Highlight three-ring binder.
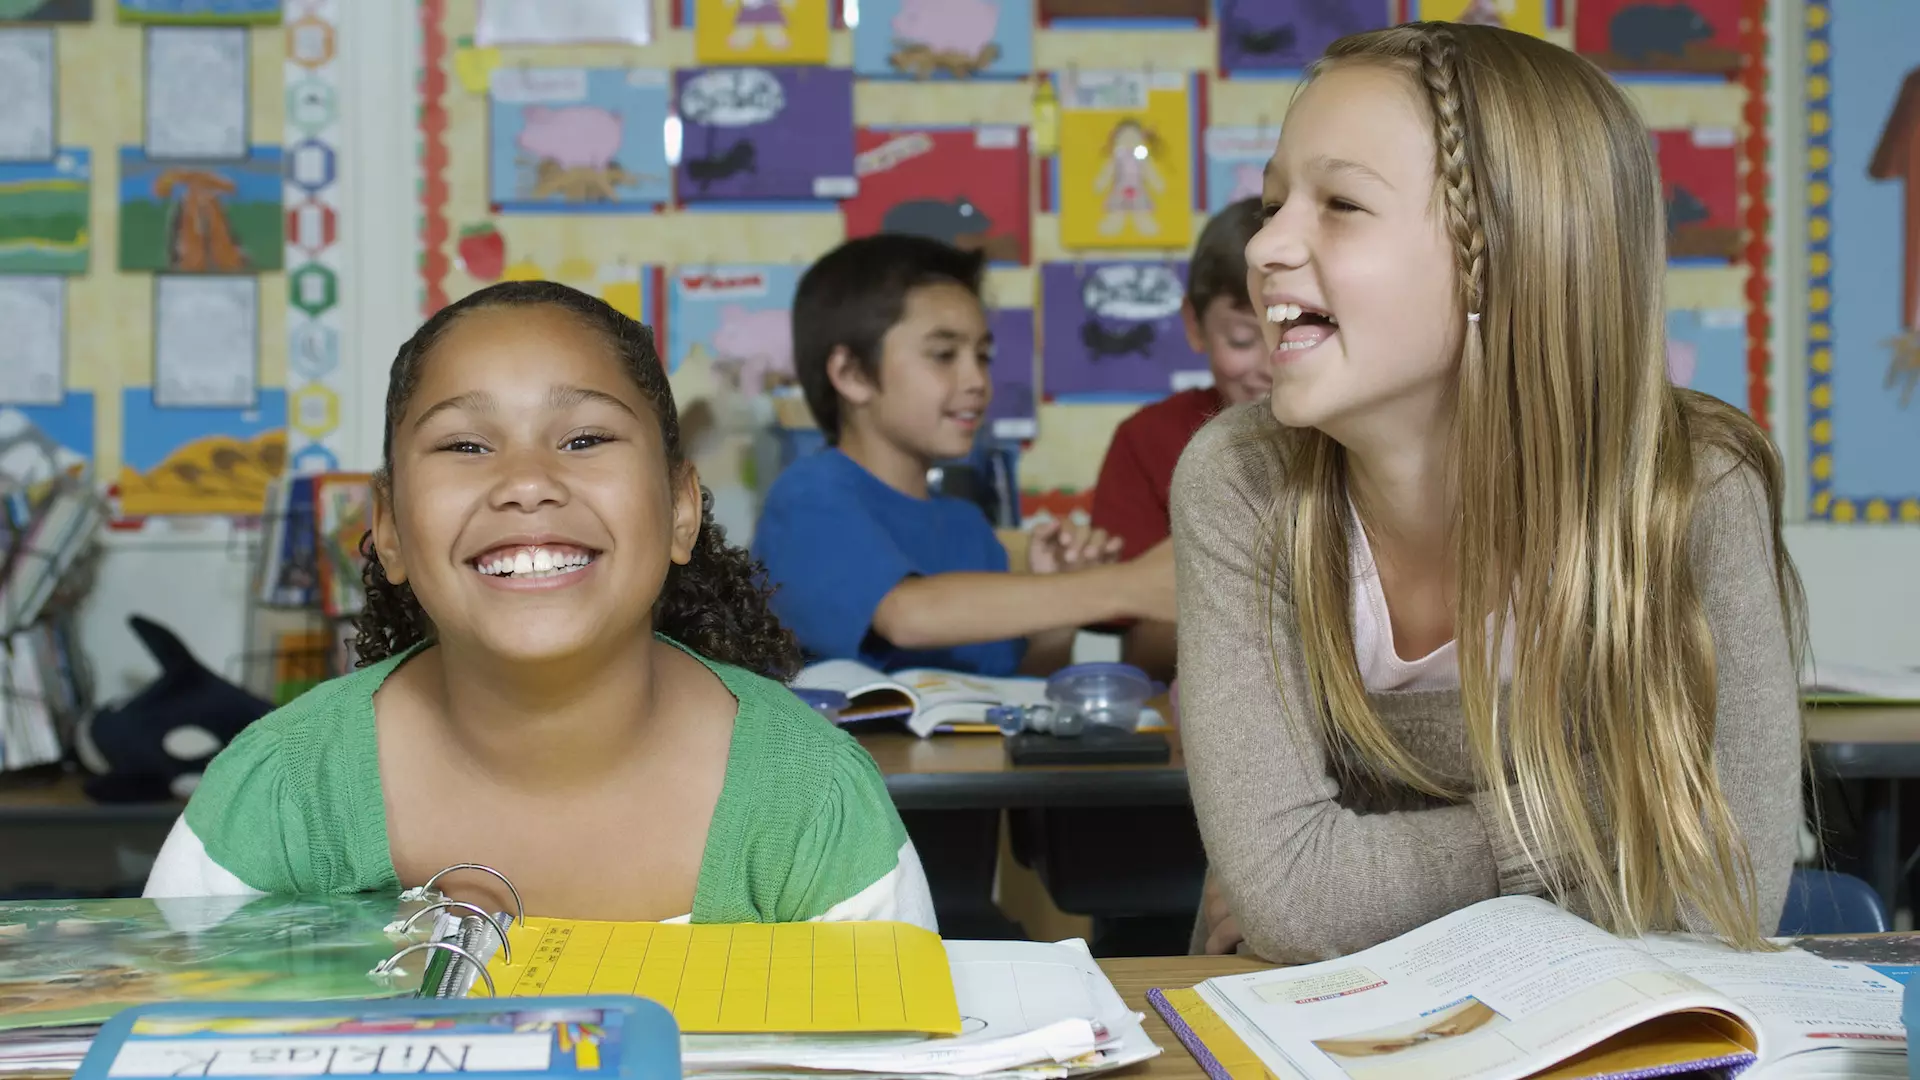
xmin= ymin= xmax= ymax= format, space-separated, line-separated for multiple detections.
xmin=370 ymin=862 xmax=525 ymax=999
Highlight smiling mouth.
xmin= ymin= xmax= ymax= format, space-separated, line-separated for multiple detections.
xmin=1266 ymin=303 xmax=1339 ymax=353
xmin=471 ymin=544 xmax=599 ymax=579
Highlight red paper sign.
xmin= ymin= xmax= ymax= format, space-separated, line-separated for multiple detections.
xmin=842 ymin=126 xmax=1032 ymax=265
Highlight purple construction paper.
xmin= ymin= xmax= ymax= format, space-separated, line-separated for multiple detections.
xmin=987 ymin=307 xmax=1037 ymax=439
xmin=675 ymin=66 xmax=855 ymax=202
xmin=1217 ymin=0 xmax=1392 ymax=75
xmin=1040 ymin=261 xmax=1204 ymax=401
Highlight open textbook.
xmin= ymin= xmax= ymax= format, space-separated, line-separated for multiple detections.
xmin=1177 ymin=895 xmax=1905 ymax=1080
xmin=792 ymin=660 xmax=1169 ymax=739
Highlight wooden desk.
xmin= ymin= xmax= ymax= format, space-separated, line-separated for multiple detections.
xmin=858 ymin=731 xmax=1189 ymax=811
xmin=1102 ymin=955 xmax=1269 ymax=1079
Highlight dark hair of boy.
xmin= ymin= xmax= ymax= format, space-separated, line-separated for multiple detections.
xmin=792 ymin=234 xmax=988 ymax=444
xmin=353 ymin=280 xmax=801 ymax=680
xmin=1185 ymin=196 xmax=1261 ymax=316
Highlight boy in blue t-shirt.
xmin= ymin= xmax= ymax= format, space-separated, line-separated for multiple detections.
xmin=754 ymin=235 xmax=1175 ymax=676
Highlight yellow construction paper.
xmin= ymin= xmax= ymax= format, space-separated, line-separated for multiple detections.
xmin=1057 ymin=72 xmax=1194 ymax=251
xmin=453 ymin=39 xmax=500 ymax=95
xmin=693 ymin=0 xmax=831 ymax=66
xmin=479 ymin=920 xmax=964 ymax=1036
xmin=1413 ymin=0 xmax=1550 ymax=39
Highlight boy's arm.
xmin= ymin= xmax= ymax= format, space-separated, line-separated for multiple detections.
xmin=871 ymin=542 xmax=1173 ymax=652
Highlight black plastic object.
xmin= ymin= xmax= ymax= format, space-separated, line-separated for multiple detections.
xmin=1006 ymin=727 xmax=1172 ymax=766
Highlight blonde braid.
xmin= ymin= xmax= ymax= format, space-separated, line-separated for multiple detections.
xmin=1416 ymin=27 xmax=1487 ymax=315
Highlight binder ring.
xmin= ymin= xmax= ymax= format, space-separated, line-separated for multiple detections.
xmin=420 ymin=863 xmax=526 ymax=926
xmin=399 ymin=901 xmax=513 ymax=964
xmin=375 ymin=941 xmax=497 ymax=997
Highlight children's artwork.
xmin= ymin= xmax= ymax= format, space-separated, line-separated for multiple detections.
xmin=1040 ymin=261 xmax=1205 ymax=401
xmin=1573 ymin=0 xmax=1744 ymax=77
xmin=1055 ymin=72 xmax=1197 ymax=251
xmin=844 ymin=127 xmax=1030 ymax=264
xmin=692 ymin=0 xmax=831 ymax=66
xmin=1805 ymin=1 xmax=1920 ymax=521
xmin=597 ymin=263 xmax=665 ymax=327
xmin=1202 ymin=126 xmax=1278 ymax=212
xmin=1407 ymin=0 xmax=1548 ymax=38
xmin=1665 ymin=308 xmax=1748 ymax=416
xmin=0 ymin=275 xmax=63 ymax=406
xmin=119 ymin=148 xmax=282 ymax=272
xmin=143 ymin=27 xmax=248 ymax=160
xmin=675 ymin=67 xmax=854 ymax=204
xmin=117 ymin=387 xmax=285 ymax=515
xmin=0 ymin=0 xmax=93 ymax=19
xmin=117 ymin=0 xmax=279 ymax=23
xmin=313 ymin=472 xmax=372 ymax=616
xmin=1651 ymin=127 xmax=1738 ymax=262
xmin=668 ymin=264 xmax=801 ymax=391
xmin=0 ymin=393 xmax=93 ymax=492
xmin=488 ymin=68 xmax=672 ymax=213
xmin=1217 ymin=0 xmax=1391 ymax=76
xmin=153 ymin=275 xmax=258 ymax=408
xmin=474 ymin=0 xmax=652 ymax=46
xmin=0 ymin=149 xmax=88 ymax=273
xmin=0 ymin=28 xmax=55 ymax=162
xmin=851 ymin=0 xmax=1034 ymax=80
xmin=1037 ymin=0 xmax=1206 ymax=23
xmin=987 ymin=307 xmax=1037 ymax=440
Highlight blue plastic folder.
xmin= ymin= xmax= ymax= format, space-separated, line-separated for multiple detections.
xmin=74 ymin=996 xmax=681 ymax=1080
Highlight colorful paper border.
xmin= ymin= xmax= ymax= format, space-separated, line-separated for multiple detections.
xmin=284 ymin=0 xmax=344 ymax=474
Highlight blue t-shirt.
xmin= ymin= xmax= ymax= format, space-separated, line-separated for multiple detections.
xmin=753 ymin=449 xmax=1026 ymax=676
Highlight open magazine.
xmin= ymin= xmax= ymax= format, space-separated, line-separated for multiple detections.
xmin=791 ymin=660 xmax=1050 ymax=737
xmin=1184 ymin=895 xmax=1905 ymax=1080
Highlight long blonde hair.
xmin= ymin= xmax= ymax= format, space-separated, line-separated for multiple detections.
xmin=1272 ymin=23 xmax=1805 ymax=948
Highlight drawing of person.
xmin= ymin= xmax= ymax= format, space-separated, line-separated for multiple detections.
xmin=1094 ymin=118 xmax=1168 ymax=237
xmin=727 ymin=0 xmax=795 ymax=51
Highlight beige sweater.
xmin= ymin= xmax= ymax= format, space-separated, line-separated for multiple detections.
xmin=1170 ymin=403 xmax=1803 ymax=963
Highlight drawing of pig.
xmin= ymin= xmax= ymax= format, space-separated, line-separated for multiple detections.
xmin=1665 ymin=337 xmax=1698 ymax=387
xmin=1609 ymin=2 xmax=1714 ymax=65
xmin=892 ymin=0 xmax=999 ymax=56
xmin=516 ymin=105 xmax=624 ymax=170
xmin=711 ymin=305 xmax=794 ymax=395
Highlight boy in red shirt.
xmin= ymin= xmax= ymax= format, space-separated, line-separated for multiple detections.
xmin=1090 ymin=198 xmax=1267 ymax=679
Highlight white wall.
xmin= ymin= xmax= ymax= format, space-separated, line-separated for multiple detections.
xmin=68 ymin=2 xmax=1920 ymax=705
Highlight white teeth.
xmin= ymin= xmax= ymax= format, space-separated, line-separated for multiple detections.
xmin=1265 ymin=303 xmax=1337 ymax=327
xmin=475 ymin=546 xmax=594 ymax=579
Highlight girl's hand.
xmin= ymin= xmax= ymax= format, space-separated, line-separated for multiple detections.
xmin=1028 ymin=521 xmax=1122 ymax=575
xmin=1202 ymin=877 xmax=1246 ymax=955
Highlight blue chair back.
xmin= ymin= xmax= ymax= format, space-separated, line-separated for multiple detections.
xmin=1777 ymin=869 xmax=1889 ymax=935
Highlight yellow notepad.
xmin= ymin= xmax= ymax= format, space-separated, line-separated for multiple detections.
xmin=477 ymin=919 xmax=963 ymax=1036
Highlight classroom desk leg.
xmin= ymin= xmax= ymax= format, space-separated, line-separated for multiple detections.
xmin=1864 ymin=779 xmax=1903 ymax=919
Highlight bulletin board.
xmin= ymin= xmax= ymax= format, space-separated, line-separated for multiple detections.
xmin=0 ymin=0 xmax=345 ymax=518
xmin=1803 ymin=0 xmax=1920 ymax=524
xmin=409 ymin=0 xmax=1782 ymax=536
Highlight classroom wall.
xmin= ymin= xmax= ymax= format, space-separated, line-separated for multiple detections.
xmin=46 ymin=0 xmax=1920 ymax=703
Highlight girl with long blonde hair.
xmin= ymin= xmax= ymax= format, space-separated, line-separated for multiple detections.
xmin=1172 ymin=22 xmax=1805 ymax=961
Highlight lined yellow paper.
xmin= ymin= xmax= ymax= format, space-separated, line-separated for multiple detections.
xmin=477 ymin=920 xmax=963 ymax=1036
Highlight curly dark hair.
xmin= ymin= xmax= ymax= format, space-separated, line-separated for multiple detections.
xmin=353 ymin=280 xmax=801 ymax=680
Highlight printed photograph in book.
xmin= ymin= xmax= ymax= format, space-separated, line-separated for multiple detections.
xmin=116 ymin=0 xmax=279 ymax=24
xmin=1037 ymin=0 xmax=1206 ymax=22
xmin=0 ymin=394 xmax=93 ymax=493
xmin=1056 ymin=72 xmax=1196 ymax=251
xmin=0 ymin=150 xmax=88 ymax=273
xmin=118 ymin=148 xmax=284 ymax=273
xmin=1202 ymin=126 xmax=1279 ymax=213
xmin=116 ymin=388 xmax=285 ymax=516
xmin=986 ymin=308 xmax=1038 ymax=441
xmin=1665 ymin=308 xmax=1751 ymax=418
xmin=851 ymin=0 xmax=1034 ymax=80
xmin=1651 ymin=128 xmax=1739 ymax=262
xmin=487 ymin=68 xmax=672 ymax=214
xmin=667 ymin=264 xmax=801 ymax=391
xmin=1573 ymin=0 xmax=1745 ymax=76
xmin=0 ymin=0 xmax=93 ymax=19
xmin=1040 ymin=261 xmax=1206 ymax=401
xmin=843 ymin=127 xmax=1031 ymax=264
xmin=1405 ymin=0 xmax=1548 ymax=38
xmin=1806 ymin=2 xmax=1920 ymax=520
xmin=674 ymin=67 xmax=855 ymax=204
xmin=691 ymin=0 xmax=831 ymax=65
xmin=1216 ymin=0 xmax=1391 ymax=76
